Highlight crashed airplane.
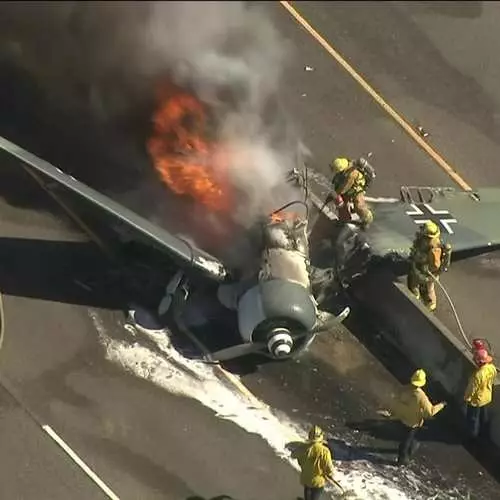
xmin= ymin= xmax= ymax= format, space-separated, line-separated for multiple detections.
xmin=0 ymin=135 xmax=351 ymax=362
xmin=2 ymin=134 xmax=500 ymax=363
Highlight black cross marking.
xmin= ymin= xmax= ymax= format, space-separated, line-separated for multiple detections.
xmin=405 ymin=203 xmax=457 ymax=234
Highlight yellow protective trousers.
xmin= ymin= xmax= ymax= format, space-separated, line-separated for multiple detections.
xmin=407 ymin=269 xmax=437 ymax=312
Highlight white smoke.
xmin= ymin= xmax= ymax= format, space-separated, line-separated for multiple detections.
xmin=0 ymin=0 xmax=303 ymax=230
xmin=142 ymin=2 xmax=287 ymax=110
xmin=140 ymin=1 xmax=302 ymax=225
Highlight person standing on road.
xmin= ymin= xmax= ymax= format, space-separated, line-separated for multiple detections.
xmin=290 ymin=425 xmax=335 ymax=500
xmin=464 ymin=348 xmax=497 ymax=439
xmin=394 ymin=369 xmax=446 ymax=466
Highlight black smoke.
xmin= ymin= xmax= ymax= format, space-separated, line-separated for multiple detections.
xmin=0 ymin=1 xmax=304 ymax=266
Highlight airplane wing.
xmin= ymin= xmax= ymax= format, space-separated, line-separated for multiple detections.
xmin=364 ymin=186 xmax=500 ymax=261
xmin=0 ymin=135 xmax=228 ymax=281
xmin=302 ymin=168 xmax=500 ymax=270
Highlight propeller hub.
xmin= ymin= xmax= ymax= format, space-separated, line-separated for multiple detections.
xmin=267 ymin=328 xmax=294 ymax=358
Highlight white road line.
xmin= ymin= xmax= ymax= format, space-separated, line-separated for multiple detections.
xmin=42 ymin=425 xmax=121 ymax=500
xmin=0 ymin=369 xmax=120 ymax=500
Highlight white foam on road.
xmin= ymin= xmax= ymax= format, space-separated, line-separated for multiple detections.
xmin=89 ymin=308 xmax=440 ymax=500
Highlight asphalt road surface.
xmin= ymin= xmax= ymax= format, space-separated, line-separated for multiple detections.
xmin=271 ymin=0 xmax=500 ymax=355
xmin=1 ymin=2 xmax=500 ymax=500
xmin=0 ymin=157 xmax=301 ymax=499
xmin=245 ymin=0 xmax=500 ymax=496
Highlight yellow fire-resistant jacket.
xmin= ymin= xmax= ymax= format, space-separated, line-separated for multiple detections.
xmin=334 ymin=168 xmax=366 ymax=199
xmin=465 ymin=362 xmax=497 ymax=407
xmin=395 ymin=385 xmax=445 ymax=428
xmin=410 ymin=236 xmax=442 ymax=277
xmin=291 ymin=440 xmax=334 ymax=488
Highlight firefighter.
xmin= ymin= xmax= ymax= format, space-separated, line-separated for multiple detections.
xmin=464 ymin=348 xmax=497 ymax=439
xmin=330 ymin=157 xmax=374 ymax=229
xmin=472 ymin=339 xmax=487 ymax=354
xmin=471 ymin=338 xmax=492 ymax=358
xmin=290 ymin=425 xmax=334 ymax=500
xmin=394 ymin=369 xmax=446 ymax=466
xmin=407 ymin=221 xmax=452 ymax=312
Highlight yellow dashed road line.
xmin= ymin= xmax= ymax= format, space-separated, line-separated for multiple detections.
xmin=280 ymin=1 xmax=473 ymax=192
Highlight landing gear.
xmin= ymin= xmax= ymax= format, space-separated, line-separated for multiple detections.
xmin=158 ymin=270 xmax=186 ymax=320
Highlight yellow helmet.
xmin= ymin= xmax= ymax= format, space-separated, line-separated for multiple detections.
xmin=308 ymin=425 xmax=324 ymax=442
xmin=410 ymin=369 xmax=427 ymax=387
xmin=331 ymin=157 xmax=350 ymax=173
xmin=422 ymin=221 xmax=440 ymax=238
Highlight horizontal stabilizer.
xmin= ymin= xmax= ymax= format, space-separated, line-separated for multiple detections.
xmin=365 ymin=186 xmax=500 ymax=261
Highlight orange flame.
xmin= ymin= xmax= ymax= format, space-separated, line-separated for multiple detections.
xmin=147 ymin=89 xmax=233 ymax=212
xmin=269 ymin=211 xmax=301 ymax=224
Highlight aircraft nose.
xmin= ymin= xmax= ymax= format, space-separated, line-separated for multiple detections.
xmin=267 ymin=328 xmax=294 ymax=358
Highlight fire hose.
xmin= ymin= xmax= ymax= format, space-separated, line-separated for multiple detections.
xmin=328 ymin=477 xmax=346 ymax=496
xmin=427 ymin=272 xmax=472 ymax=349
xmin=428 ymin=272 xmax=500 ymax=371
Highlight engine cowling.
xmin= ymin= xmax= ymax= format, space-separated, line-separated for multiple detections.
xmin=235 ymin=215 xmax=317 ymax=359
xmin=237 ymin=279 xmax=317 ymax=358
